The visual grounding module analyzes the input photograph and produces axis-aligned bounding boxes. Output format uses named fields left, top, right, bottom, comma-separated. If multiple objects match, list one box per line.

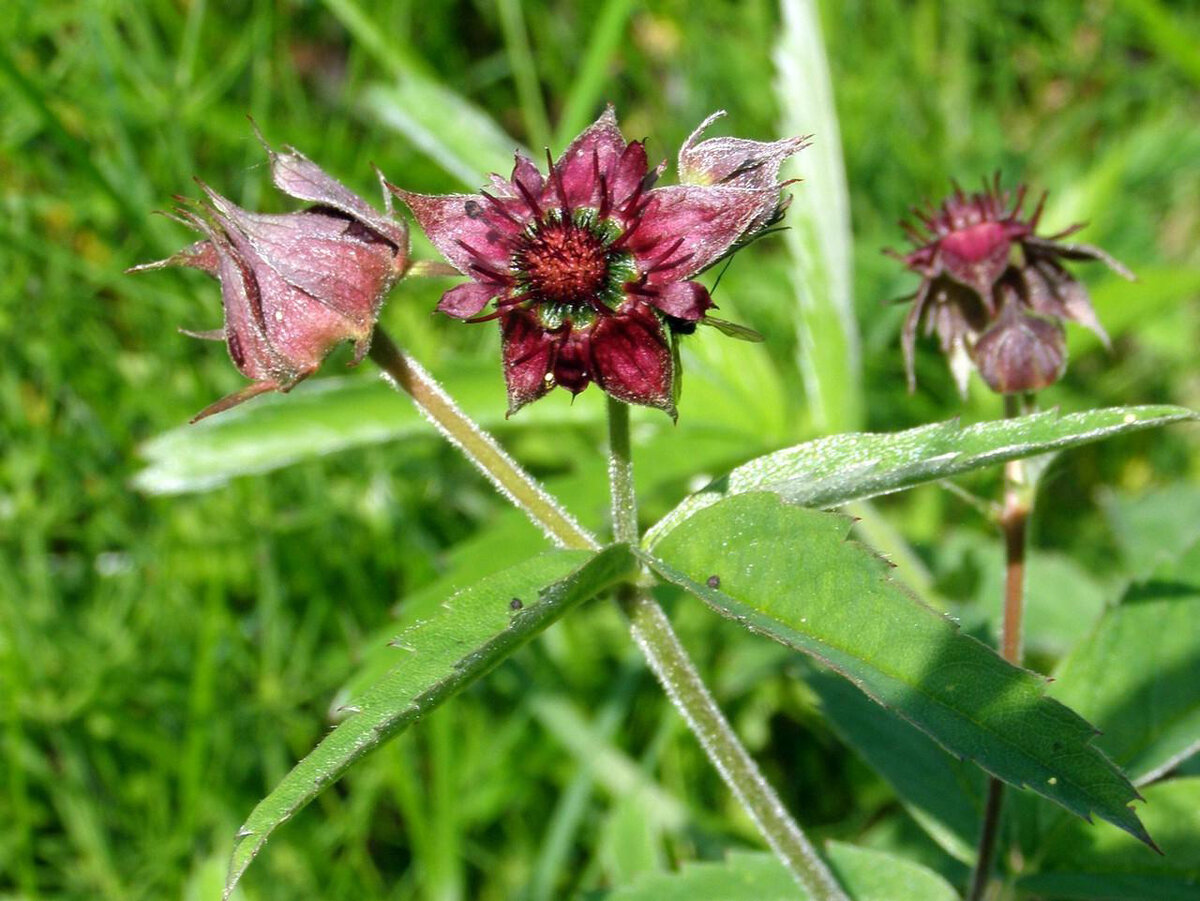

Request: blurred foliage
left=1, top=0, right=1198, bottom=899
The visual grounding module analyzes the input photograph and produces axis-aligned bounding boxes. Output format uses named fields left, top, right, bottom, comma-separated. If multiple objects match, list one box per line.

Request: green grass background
left=2, top=1, right=1198, bottom=899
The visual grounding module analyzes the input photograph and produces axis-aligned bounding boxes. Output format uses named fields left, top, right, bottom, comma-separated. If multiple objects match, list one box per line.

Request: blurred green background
left=2, top=1, right=1198, bottom=899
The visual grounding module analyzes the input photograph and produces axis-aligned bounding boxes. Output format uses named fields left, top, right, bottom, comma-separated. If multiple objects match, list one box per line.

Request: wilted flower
left=130, top=129, right=409, bottom=421
left=893, top=175, right=1132, bottom=395
left=390, top=107, right=805, bottom=417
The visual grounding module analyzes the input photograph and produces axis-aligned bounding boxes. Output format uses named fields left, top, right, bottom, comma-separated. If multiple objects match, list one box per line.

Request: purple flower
left=389, top=107, right=805, bottom=417
left=893, top=176, right=1132, bottom=395
left=131, top=130, right=409, bottom=421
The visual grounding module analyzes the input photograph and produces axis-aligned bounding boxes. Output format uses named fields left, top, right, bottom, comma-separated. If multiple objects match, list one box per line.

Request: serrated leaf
left=1050, top=541, right=1200, bottom=785
left=1018, top=778, right=1200, bottom=901
left=645, top=406, right=1196, bottom=546
left=644, top=493, right=1153, bottom=847
left=225, top=545, right=635, bottom=897
left=604, top=843, right=958, bottom=901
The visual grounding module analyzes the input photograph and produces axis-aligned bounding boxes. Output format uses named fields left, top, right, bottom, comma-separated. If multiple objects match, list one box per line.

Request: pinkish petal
left=501, top=311, right=557, bottom=415
left=512, top=153, right=546, bottom=202
left=607, top=140, right=649, bottom=211
left=1024, top=259, right=1109, bottom=347
left=590, top=305, right=676, bottom=416
left=437, top=282, right=496, bottom=319
left=172, top=208, right=284, bottom=383
left=625, top=185, right=776, bottom=285
left=208, top=205, right=363, bottom=374
left=390, top=189, right=519, bottom=279
left=679, top=111, right=810, bottom=190
left=255, top=130, right=409, bottom=250
left=936, top=221, right=1012, bottom=299
left=555, top=106, right=628, bottom=209
left=551, top=328, right=594, bottom=395
left=647, top=280, right=714, bottom=321
left=207, top=206, right=401, bottom=331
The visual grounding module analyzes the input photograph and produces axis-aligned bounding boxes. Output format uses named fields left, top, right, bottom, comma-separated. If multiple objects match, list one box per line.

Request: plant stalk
left=369, top=329, right=595, bottom=551
left=967, top=393, right=1034, bottom=901
left=369, top=329, right=844, bottom=900
left=606, top=397, right=849, bottom=901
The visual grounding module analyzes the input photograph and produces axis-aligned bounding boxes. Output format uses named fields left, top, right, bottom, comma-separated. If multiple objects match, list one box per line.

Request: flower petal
left=501, top=311, right=557, bottom=415
left=646, top=280, right=714, bottom=321
left=1024, top=258, right=1109, bottom=347
left=608, top=140, right=649, bottom=211
left=212, top=207, right=362, bottom=369
left=203, top=204, right=401, bottom=330
left=390, top=189, right=519, bottom=278
left=437, top=282, right=496, bottom=319
left=590, top=305, right=676, bottom=417
left=555, top=106, right=628, bottom=209
left=679, top=111, right=810, bottom=190
left=255, top=129, right=409, bottom=250
left=551, top=328, right=593, bottom=395
left=625, top=184, right=776, bottom=284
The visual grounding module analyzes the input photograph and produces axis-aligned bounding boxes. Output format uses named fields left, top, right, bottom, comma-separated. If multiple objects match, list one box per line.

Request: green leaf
left=603, top=843, right=958, bottom=901
left=644, top=493, right=1153, bottom=847
left=774, top=0, right=863, bottom=433
left=1018, top=778, right=1200, bottom=901
left=1049, top=541, right=1200, bottom=785
left=224, top=545, right=636, bottom=897
left=646, top=406, right=1196, bottom=547
left=1100, top=483, right=1200, bottom=581
left=805, top=667, right=985, bottom=863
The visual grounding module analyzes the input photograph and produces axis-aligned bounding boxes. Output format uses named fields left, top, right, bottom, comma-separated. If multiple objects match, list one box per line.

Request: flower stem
left=369, top=330, right=844, bottom=899
left=967, top=393, right=1035, bottom=901
left=368, top=328, right=595, bottom=551
left=606, top=397, right=849, bottom=901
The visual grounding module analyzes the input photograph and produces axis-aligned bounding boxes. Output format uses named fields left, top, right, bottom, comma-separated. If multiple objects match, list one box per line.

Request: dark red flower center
left=514, top=219, right=611, bottom=308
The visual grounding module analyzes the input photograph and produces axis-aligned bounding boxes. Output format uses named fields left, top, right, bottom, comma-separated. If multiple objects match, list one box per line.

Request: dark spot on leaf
left=509, top=597, right=523, bottom=611
left=706, top=575, right=721, bottom=589
left=464, top=200, right=483, bottom=219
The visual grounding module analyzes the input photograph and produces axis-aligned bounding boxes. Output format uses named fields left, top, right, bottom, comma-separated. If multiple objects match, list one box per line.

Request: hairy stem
left=968, top=393, right=1034, bottom=901
left=369, top=329, right=594, bottom=550
left=607, top=397, right=849, bottom=901
left=370, top=330, right=843, bottom=898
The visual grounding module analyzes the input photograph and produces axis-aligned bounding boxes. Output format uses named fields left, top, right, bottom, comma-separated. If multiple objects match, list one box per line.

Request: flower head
left=391, top=107, right=804, bottom=417
left=130, top=129, right=409, bottom=421
left=893, top=175, right=1131, bottom=395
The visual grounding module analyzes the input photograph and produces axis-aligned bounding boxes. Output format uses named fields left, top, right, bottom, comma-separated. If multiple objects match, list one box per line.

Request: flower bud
left=892, top=175, right=1131, bottom=395
left=130, top=130, right=409, bottom=421
left=971, top=294, right=1066, bottom=395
